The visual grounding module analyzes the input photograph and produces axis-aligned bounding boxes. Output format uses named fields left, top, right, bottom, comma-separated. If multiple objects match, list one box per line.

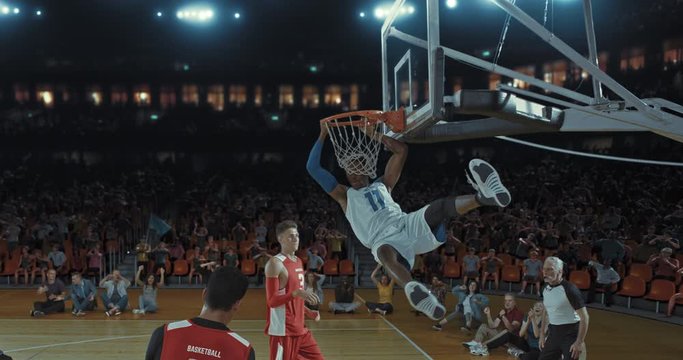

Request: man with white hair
left=539, top=257, right=589, bottom=360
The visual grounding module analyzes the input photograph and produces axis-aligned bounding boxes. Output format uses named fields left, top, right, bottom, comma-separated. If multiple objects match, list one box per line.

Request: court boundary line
left=355, top=294, right=433, bottom=360
left=3, top=326, right=395, bottom=353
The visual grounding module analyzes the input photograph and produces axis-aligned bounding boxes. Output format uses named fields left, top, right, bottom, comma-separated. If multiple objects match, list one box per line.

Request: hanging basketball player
left=306, top=122, right=511, bottom=320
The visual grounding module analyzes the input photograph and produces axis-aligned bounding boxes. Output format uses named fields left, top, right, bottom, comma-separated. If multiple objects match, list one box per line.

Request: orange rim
left=320, top=109, right=405, bottom=133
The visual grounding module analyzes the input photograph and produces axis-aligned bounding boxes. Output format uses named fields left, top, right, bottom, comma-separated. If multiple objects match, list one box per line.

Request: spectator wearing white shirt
left=586, top=259, right=620, bottom=307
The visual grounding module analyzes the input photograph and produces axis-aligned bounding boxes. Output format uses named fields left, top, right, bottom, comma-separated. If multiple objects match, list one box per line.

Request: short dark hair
left=205, top=266, right=249, bottom=311
left=276, top=220, right=298, bottom=237
left=71, top=272, right=82, bottom=278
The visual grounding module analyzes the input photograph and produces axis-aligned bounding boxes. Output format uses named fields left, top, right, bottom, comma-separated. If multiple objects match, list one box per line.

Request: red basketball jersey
left=160, top=319, right=252, bottom=360
left=265, top=254, right=307, bottom=337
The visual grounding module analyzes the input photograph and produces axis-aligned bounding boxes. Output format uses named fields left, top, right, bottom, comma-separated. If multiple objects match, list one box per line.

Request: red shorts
left=269, top=330, right=323, bottom=360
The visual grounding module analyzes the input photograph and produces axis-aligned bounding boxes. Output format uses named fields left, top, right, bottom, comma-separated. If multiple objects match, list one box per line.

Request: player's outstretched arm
left=380, top=136, right=408, bottom=193
left=307, top=123, right=348, bottom=206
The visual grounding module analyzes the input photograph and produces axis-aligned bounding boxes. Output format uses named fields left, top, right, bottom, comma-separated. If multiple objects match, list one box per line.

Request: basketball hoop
left=320, top=109, right=405, bottom=178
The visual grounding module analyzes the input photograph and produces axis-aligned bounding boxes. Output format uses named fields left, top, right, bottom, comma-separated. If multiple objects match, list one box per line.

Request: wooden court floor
left=0, top=288, right=681, bottom=359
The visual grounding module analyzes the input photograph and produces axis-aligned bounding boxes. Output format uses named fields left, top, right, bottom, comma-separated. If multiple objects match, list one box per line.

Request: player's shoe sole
left=467, top=159, right=511, bottom=208
left=404, top=281, right=446, bottom=321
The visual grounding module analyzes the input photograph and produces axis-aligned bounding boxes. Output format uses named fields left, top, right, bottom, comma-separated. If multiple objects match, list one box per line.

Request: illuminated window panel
left=13, top=84, right=30, bottom=104
left=228, top=85, right=247, bottom=107
left=133, top=85, right=151, bottom=107
left=324, top=85, right=342, bottom=106
left=160, top=86, right=176, bottom=110
left=302, top=85, right=319, bottom=108
left=253, top=86, right=263, bottom=107
left=349, top=84, right=359, bottom=110
left=36, top=85, right=54, bottom=108
left=279, top=85, right=294, bottom=109
left=111, top=86, right=128, bottom=105
left=182, top=84, right=199, bottom=106
left=207, top=85, right=225, bottom=111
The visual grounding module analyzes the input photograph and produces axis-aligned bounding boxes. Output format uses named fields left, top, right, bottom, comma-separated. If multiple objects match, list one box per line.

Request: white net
left=324, top=114, right=384, bottom=178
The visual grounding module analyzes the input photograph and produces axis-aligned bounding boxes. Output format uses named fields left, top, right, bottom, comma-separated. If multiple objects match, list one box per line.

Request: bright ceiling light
left=446, top=0, right=457, bottom=9
left=359, top=12, right=365, bottom=18
left=1, top=7, right=9, bottom=15
left=176, top=5, right=216, bottom=24
left=13, top=7, right=19, bottom=14
left=234, top=12, right=240, bottom=19
left=374, top=3, right=415, bottom=20
left=156, top=11, right=162, bottom=17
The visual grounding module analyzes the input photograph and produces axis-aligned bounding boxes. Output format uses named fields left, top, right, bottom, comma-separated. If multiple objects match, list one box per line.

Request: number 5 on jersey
left=364, top=189, right=386, bottom=212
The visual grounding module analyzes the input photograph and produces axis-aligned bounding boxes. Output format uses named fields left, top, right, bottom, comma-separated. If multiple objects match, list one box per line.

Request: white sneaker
left=462, top=340, right=479, bottom=348
left=470, top=344, right=489, bottom=356
left=466, top=159, right=511, bottom=208
left=132, top=309, right=142, bottom=315
left=404, top=281, right=446, bottom=321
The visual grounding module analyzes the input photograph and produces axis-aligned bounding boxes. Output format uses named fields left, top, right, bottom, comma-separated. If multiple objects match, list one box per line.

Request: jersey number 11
left=364, top=189, right=386, bottom=212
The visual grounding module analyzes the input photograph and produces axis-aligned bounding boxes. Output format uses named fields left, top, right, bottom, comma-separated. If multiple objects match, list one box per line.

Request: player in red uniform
left=265, top=220, right=324, bottom=360
left=146, top=266, right=255, bottom=360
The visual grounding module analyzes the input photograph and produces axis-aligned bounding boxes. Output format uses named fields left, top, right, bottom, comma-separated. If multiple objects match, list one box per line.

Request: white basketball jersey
left=345, top=181, right=404, bottom=249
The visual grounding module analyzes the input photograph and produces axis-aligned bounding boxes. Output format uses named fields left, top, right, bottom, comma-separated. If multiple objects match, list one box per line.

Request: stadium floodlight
left=446, top=0, right=457, bottom=9
left=360, top=12, right=365, bottom=18
left=234, top=12, right=240, bottom=19
left=177, top=4, right=215, bottom=24
left=156, top=11, right=162, bottom=17
left=1, top=6, right=9, bottom=15
left=36, top=10, right=42, bottom=16
left=12, top=7, right=18, bottom=14
left=374, top=3, right=415, bottom=20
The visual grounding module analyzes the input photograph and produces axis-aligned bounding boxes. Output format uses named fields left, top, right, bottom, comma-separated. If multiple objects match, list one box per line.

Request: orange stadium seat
left=645, top=279, right=676, bottom=313
left=443, top=261, right=461, bottom=286
left=617, top=275, right=647, bottom=308
left=172, top=259, right=190, bottom=283
left=569, top=270, right=591, bottom=290
left=339, top=259, right=355, bottom=276
left=501, top=265, right=521, bottom=291
left=241, top=259, right=256, bottom=276
left=628, top=263, right=653, bottom=283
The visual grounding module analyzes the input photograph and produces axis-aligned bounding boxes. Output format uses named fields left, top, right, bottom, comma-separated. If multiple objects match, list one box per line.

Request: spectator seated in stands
left=70, top=272, right=97, bottom=316
left=135, top=238, right=151, bottom=272
left=432, top=280, right=489, bottom=332
left=151, top=242, right=171, bottom=275
left=31, top=249, right=49, bottom=286
left=222, top=247, right=239, bottom=268
left=329, top=276, right=361, bottom=314
left=14, top=246, right=33, bottom=286
left=30, top=269, right=66, bottom=317
left=587, top=258, right=621, bottom=307
left=48, top=244, right=67, bottom=275
left=168, top=239, right=185, bottom=262
left=520, top=250, right=543, bottom=296
left=204, top=240, right=221, bottom=273
left=327, top=229, right=347, bottom=260
left=306, top=247, right=324, bottom=273
left=648, top=230, right=681, bottom=252
left=466, top=293, right=524, bottom=356
left=364, top=264, right=395, bottom=316
left=189, top=246, right=208, bottom=284
left=462, top=247, right=481, bottom=286
left=133, top=265, right=164, bottom=315
left=481, top=249, right=504, bottom=290
left=647, top=247, right=680, bottom=281
left=99, top=269, right=131, bottom=317
left=87, top=243, right=103, bottom=279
